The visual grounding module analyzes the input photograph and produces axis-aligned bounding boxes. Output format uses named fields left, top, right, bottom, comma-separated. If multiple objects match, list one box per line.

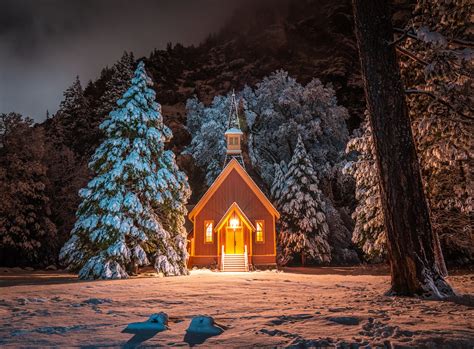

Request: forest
left=0, top=1, right=472, bottom=285
left=1, top=0, right=473, bottom=347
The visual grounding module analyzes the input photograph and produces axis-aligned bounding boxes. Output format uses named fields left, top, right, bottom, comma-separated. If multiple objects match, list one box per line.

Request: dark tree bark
left=351, top=0, right=454, bottom=298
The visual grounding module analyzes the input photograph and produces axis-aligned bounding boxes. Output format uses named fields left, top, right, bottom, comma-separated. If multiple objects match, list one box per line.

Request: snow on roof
left=188, top=158, right=280, bottom=220
left=224, top=127, right=243, bottom=135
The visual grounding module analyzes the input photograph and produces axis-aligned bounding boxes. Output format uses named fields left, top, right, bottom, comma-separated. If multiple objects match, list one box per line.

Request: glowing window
left=204, top=221, right=213, bottom=243
left=256, top=221, right=264, bottom=242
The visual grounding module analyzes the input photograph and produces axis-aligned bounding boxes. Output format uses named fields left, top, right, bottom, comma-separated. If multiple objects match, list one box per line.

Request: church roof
left=188, top=158, right=280, bottom=221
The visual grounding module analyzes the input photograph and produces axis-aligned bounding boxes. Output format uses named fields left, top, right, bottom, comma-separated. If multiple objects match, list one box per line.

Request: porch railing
left=244, top=244, right=248, bottom=271
left=221, top=245, right=225, bottom=271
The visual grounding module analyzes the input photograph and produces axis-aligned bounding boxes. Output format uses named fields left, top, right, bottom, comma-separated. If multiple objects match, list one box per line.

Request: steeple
left=223, top=90, right=245, bottom=169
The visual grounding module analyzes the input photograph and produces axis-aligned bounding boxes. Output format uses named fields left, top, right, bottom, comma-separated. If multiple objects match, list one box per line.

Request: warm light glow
left=256, top=221, right=264, bottom=242
left=229, top=217, right=240, bottom=229
left=205, top=221, right=213, bottom=243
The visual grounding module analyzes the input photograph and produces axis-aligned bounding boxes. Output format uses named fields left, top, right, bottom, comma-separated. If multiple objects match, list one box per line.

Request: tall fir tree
left=52, top=76, right=91, bottom=155
left=348, top=0, right=472, bottom=266
left=60, top=61, right=190, bottom=279
left=0, top=113, right=57, bottom=266
left=278, top=136, right=331, bottom=265
left=352, top=0, right=453, bottom=297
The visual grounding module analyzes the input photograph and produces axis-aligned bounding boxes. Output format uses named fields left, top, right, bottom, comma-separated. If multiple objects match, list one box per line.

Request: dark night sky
left=0, top=0, right=244, bottom=122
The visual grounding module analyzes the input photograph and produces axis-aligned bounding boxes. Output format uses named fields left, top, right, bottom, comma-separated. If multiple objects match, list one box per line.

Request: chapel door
left=225, top=227, right=244, bottom=254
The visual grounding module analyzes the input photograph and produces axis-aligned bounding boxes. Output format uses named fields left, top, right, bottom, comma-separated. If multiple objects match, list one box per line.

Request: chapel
left=187, top=92, right=279, bottom=271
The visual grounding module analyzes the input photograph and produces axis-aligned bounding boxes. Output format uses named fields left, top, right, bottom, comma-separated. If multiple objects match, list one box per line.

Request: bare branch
left=396, top=46, right=428, bottom=66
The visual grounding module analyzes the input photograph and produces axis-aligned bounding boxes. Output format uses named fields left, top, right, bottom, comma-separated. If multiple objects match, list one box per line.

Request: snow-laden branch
left=405, top=89, right=473, bottom=121
left=393, top=27, right=474, bottom=48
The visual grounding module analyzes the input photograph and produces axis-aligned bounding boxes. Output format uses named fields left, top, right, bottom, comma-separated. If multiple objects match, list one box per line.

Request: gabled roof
left=215, top=202, right=256, bottom=232
left=188, top=158, right=280, bottom=221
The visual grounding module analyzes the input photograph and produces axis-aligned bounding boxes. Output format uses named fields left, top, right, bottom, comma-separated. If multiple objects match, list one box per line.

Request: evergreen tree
left=345, top=115, right=386, bottom=261
left=44, top=77, right=92, bottom=247
left=400, top=0, right=472, bottom=264
left=0, top=113, right=57, bottom=266
left=352, top=0, right=453, bottom=297
left=278, top=136, right=331, bottom=265
left=97, top=51, right=135, bottom=120
left=243, top=70, right=349, bottom=187
left=60, top=61, right=190, bottom=279
left=270, top=161, right=288, bottom=202
left=54, top=76, right=91, bottom=155
left=184, top=94, right=230, bottom=185
left=349, top=0, right=473, bottom=265
left=44, top=143, right=89, bottom=248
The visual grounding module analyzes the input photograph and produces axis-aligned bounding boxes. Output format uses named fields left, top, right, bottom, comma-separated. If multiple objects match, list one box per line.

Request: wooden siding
left=193, top=168, right=276, bottom=260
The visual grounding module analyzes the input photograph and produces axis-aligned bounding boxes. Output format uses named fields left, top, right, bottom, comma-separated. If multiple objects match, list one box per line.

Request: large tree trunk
left=351, top=0, right=454, bottom=298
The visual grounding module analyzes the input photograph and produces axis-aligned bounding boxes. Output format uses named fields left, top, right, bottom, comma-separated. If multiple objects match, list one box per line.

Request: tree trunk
left=351, top=0, right=454, bottom=298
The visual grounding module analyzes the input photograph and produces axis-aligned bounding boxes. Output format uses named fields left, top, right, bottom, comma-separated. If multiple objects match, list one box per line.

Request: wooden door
left=225, top=227, right=244, bottom=254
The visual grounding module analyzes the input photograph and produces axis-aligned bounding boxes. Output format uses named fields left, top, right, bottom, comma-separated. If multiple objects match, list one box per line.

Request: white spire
left=223, top=89, right=245, bottom=169
left=227, top=89, right=241, bottom=130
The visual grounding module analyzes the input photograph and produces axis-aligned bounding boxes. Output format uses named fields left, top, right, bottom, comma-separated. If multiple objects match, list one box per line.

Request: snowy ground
left=0, top=266, right=473, bottom=348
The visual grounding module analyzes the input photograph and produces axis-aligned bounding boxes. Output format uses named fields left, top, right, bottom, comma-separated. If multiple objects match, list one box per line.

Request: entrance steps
left=221, top=254, right=248, bottom=272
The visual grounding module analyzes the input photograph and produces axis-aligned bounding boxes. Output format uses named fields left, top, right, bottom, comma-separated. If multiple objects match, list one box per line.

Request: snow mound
left=186, top=315, right=224, bottom=335
left=123, top=312, right=169, bottom=333
left=184, top=316, right=224, bottom=346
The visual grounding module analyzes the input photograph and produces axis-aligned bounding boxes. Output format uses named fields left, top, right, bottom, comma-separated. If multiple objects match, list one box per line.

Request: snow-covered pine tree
left=270, top=161, right=288, bottom=202
left=185, top=97, right=205, bottom=138
left=185, top=94, right=229, bottom=185
left=278, top=136, right=331, bottom=265
left=399, top=0, right=473, bottom=264
left=243, top=70, right=349, bottom=187
left=60, top=61, right=191, bottom=279
left=345, top=115, right=386, bottom=261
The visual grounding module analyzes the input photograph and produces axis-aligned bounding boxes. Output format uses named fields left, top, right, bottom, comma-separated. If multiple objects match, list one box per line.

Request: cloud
left=0, top=0, right=244, bottom=121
